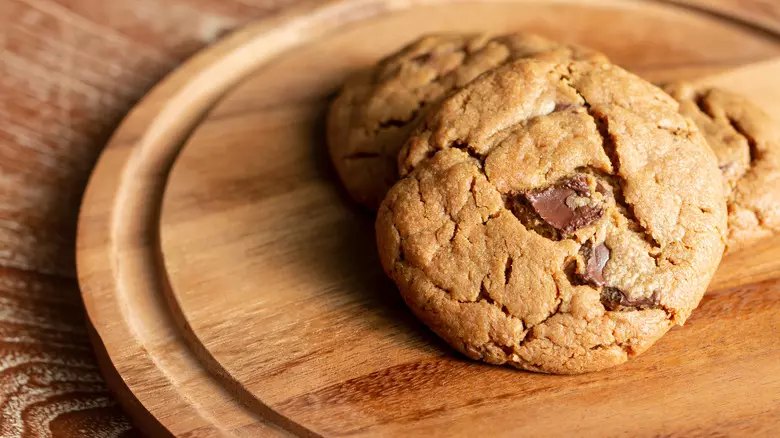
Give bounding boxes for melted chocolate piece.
[583,242,610,287]
[506,196,563,240]
[595,180,612,197]
[601,288,660,311]
[525,175,603,234]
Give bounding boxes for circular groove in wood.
[77,0,780,435]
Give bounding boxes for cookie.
[327,33,608,210]
[662,82,780,253]
[378,60,727,374]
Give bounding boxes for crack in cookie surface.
[727,116,760,165]
[563,75,665,255]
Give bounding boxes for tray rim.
[76,0,414,435]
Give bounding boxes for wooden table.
[1,0,779,436]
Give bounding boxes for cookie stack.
[327,33,780,374]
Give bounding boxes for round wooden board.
[77,0,780,436]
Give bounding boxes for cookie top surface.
[663,82,780,253]
[377,60,727,374]
[327,33,608,210]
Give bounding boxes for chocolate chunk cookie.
[378,60,726,374]
[327,33,607,210]
[663,82,780,253]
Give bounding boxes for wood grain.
[0,267,136,437]
[76,0,780,436]
[0,0,309,435]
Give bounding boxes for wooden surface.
[0,0,777,437]
[74,0,780,436]
[0,0,306,436]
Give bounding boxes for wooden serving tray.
[76,0,780,436]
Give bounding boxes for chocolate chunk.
[595,180,612,197]
[600,287,623,310]
[583,242,610,287]
[506,196,563,240]
[525,175,604,234]
[601,288,660,311]
[563,174,589,193]
[624,291,661,309]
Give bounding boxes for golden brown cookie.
[378,60,727,374]
[663,82,780,253]
[327,33,608,210]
